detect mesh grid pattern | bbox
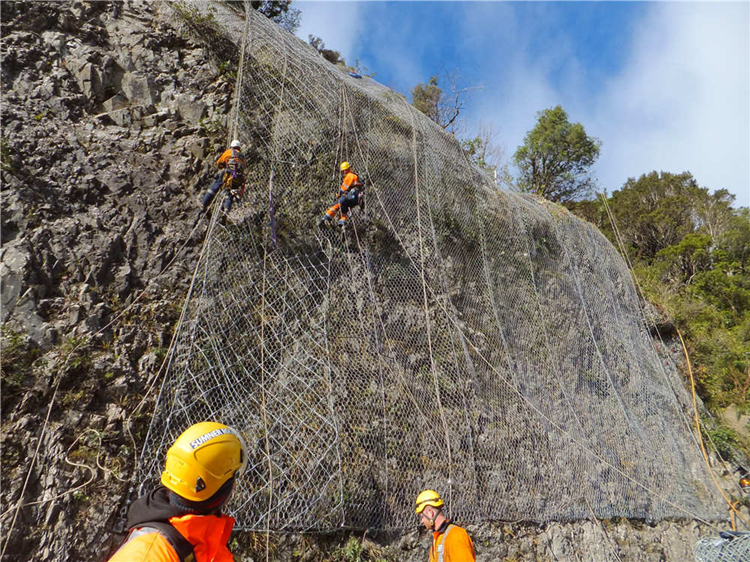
[136,1,724,532]
[694,533,750,562]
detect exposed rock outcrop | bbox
[1,2,232,559]
[1,2,746,561]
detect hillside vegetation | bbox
[570,172,750,452]
[1,1,747,561]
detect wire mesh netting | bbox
[694,532,750,562]
[136,1,726,534]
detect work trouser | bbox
[202,173,234,214]
[325,189,360,223]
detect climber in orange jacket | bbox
[195,140,247,225]
[415,489,475,562]
[318,161,364,228]
[108,422,247,562]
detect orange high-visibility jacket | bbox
[216,149,246,170]
[108,513,235,562]
[340,171,360,193]
[429,523,475,562]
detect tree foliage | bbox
[308,35,345,66]
[410,73,479,134]
[460,124,513,188]
[227,1,301,32]
[514,105,601,202]
[570,171,750,418]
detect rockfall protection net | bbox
[137,1,726,534]
[694,532,750,562]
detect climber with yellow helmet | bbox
[415,489,475,562]
[318,161,364,228]
[108,421,247,562]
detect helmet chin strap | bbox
[424,508,440,530]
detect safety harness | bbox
[126,521,196,562]
[223,148,245,189]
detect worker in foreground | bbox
[415,489,475,562]
[318,161,364,228]
[195,140,247,225]
[108,421,247,562]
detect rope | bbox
[338,109,719,524]
[0,208,207,552]
[678,327,749,526]
[403,98,454,503]
[138,1,730,533]
[598,193,700,444]
[228,0,251,143]
[599,193,747,525]
[4,1,254,530]
[0,378,59,558]
[338,87,721,524]
[342,88,448,452]
[259,225,273,561]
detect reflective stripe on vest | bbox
[125,525,196,562]
[435,524,455,562]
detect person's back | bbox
[108,422,246,562]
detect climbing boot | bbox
[317,215,332,228]
[337,218,347,228]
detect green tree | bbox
[608,171,731,260]
[570,170,750,418]
[514,105,601,202]
[412,76,442,125]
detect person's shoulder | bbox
[108,530,179,562]
[447,524,473,543]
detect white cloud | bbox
[294,1,364,65]
[590,3,749,204]
[466,3,748,206]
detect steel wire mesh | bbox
[694,533,750,562]
[136,1,726,533]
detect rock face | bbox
[0,2,746,562]
[1,1,231,560]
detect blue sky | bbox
[295,1,749,207]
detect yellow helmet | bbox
[415,489,444,514]
[741,477,750,493]
[161,421,247,502]
[340,161,351,172]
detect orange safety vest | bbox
[429,523,475,562]
[216,148,246,190]
[108,513,235,562]
[340,171,360,193]
[216,149,246,172]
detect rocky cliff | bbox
[1,1,233,559]
[1,2,746,561]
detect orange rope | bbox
[678,327,748,527]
